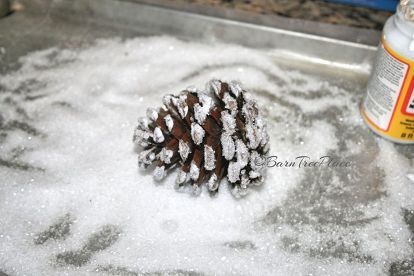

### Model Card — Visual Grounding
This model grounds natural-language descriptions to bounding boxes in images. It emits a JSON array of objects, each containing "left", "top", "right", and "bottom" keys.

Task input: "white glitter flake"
[
  {"left": 231, "top": 185, "right": 248, "bottom": 198},
  {"left": 204, "top": 145, "right": 216, "bottom": 170},
  {"left": 137, "top": 117, "right": 149, "bottom": 130},
  {"left": 153, "top": 127, "right": 165, "bottom": 143},
  {"left": 229, "top": 81, "right": 243, "bottom": 97},
  {"left": 192, "top": 184, "right": 202, "bottom": 196},
  {"left": 227, "top": 161, "right": 241, "bottom": 183},
  {"left": 223, "top": 92, "right": 238, "bottom": 113},
  {"left": 139, "top": 140, "right": 149, "bottom": 147},
  {"left": 194, "top": 104, "right": 206, "bottom": 125},
  {"left": 178, "top": 139, "right": 191, "bottom": 161},
  {"left": 194, "top": 93, "right": 213, "bottom": 124},
  {"left": 249, "top": 170, "right": 261, "bottom": 179},
  {"left": 221, "top": 111, "right": 236, "bottom": 135},
  {"left": 251, "top": 175, "right": 264, "bottom": 186},
  {"left": 189, "top": 161, "right": 200, "bottom": 180},
  {"left": 159, "top": 148, "right": 174, "bottom": 164},
  {"left": 221, "top": 132, "right": 235, "bottom": 160},
  {"left": 242, "top": 100, "right": 258, "bottom": 123},
  {"left": 235, "top": 139, "right": 249, "bottom": 168},
  {"left": 138, "top": 149, "right": 155, "bottom": 167},
  {"left": 173, "top": 94, "right": 188, "bottom": 118},
  {"left": 208, "top": 79, "right": 221, "bottom": 97},
  {"left": 250, "top": 151, "right": 265, "bottom": 171},
  {"left": 241, "top": 171, "right": 250, "bottom": 189},
  {"left": 245, "top": 124, "right": 261, "bottom": 150},
  {"left": 146, "top": 108, "right": 158, "bottom": 121},
  {"left": 133, "top": 128, "right": 151, "bottom": 144},
  {"left": 260, "top": 124, "right": 270, "bottom": 147},
  {"left": 199, "top": 93, "right": 214, "bottom": 108},
  {"left": 153, "top": 166, "right": 166, "bottom": 181},
  {"left": 208, "top": 174, "right": 218, "bottom": 191},
  {"left": 162, "top": 94, "right": 173, "bottom": 106},
  {"left": 176, "top": 169, "right": 188, "bottom": 184},
  {"left": 186, "top": 85, "right": 198, "bottom": 93},
  {"left": 191, "top": 122, "right": 205, "bottom": 145},
  {"left": 240, "top": 99, "right": 264, "bottom": 149},
  {"left": 164, "top": 114, "right": 174, "bottom": 132}
]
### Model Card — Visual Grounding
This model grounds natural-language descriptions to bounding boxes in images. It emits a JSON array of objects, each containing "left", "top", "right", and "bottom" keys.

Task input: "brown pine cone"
[{"left": 133, "top": 80, "right": 269, "bottom": 197}]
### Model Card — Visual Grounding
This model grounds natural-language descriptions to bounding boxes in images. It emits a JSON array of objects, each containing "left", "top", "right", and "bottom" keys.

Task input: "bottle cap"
[{"left": 401, "top": 0, "right": 414, "bottom": 21}]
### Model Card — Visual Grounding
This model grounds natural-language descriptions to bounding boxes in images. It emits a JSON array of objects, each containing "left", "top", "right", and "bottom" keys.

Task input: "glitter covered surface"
[{"left": 0, "top": 36, "right": 413, "bottom": 275}]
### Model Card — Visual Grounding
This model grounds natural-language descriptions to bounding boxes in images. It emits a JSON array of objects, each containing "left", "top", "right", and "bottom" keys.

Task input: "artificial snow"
[
  {"left": 235, "top": 139, "right": 249, "bottom": 168},
  {"left": 194, "top": 93, "right": 213, "bottom": 125},
  {"left": 146, "top": 108, "right": 158, "bottom": 122},
  {"left": 220, "top": 132, "right": 235, "bottom": 161},
  {"left": 229, "top": 81, "right": 242, "bottom": 98},
  {"left": 153, "top": 165, "right": 166, "bottom": 181},
  {"left": 0, "top": 36, "right": 413, "bottom": 276},
  {"left": 159, "top": 148, "right": 173, "bottom": 164},
  {"left": 203, "top": 145, "right": 216, "bottom": 171},
  {"left": 153, "top": 127, "right": 165, "bottom": 143},
  {"left": 176, "top": 169, "right": 187, "bottom": 185},
  {"left": 208, "top": 174, "right": 219, "bottom": 191},
  {"left": 207, "top": 79, "right": 221, "bottom": 97},
  {"left": 174, "top": 94, "right": 188, "bottom": 119},
  {"left": 227, "top": 161, "right": 241, "bottom": 183},
  {"left": 190, "top": 122, "right": 205, "bottom": 145},
  {"left": 221, "top": 111, "right": 237, "bottom": 135},
  {"left": 164, "top": 115, "right": 174, "bottom": 132},
  {"left": 178, "top": 139, "right": 191, "bottom": 162},
  {"left": 189, "top": 161, "right": 200, "bottom": 181},
  {"left": 222, "top": 92, "right": 238, "bottom": 113}
]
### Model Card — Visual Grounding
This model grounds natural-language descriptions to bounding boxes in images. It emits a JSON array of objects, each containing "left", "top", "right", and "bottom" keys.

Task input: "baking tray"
[
  {"left": 1, "top": 0, "right": 380, "bottom": 73},
  {"left": 0, "top": 1, "right": 413, "bottom": 275}
]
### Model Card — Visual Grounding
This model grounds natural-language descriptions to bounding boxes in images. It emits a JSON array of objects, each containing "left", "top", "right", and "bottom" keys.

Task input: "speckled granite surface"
[{"left": 160, "top": 0, "right": 392, "bottom": 30}]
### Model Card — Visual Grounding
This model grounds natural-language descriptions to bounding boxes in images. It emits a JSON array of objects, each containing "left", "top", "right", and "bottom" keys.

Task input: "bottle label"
[{"left": 362, "top": 38, "right": 414, "bottom": 142}]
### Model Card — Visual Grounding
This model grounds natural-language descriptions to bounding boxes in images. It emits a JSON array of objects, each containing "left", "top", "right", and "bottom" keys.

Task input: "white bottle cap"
[{"left": 400, "top": 0, "right": 414, "bottom": 21}]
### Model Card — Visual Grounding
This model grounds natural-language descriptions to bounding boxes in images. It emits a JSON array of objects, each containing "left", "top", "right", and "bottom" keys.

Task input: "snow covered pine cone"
[{"left": 133, "top": 80, "right": 269, "bottom": 197}]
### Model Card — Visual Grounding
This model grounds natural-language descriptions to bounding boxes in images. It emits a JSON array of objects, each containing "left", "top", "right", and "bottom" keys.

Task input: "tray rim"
[{"left": 7, "top": 0, "right": 379, "bottom": 75}]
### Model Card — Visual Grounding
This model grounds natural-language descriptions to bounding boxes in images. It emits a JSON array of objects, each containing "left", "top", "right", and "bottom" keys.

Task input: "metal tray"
[
  {"left": 1, "top": 0, "right": 379, "bottom": 73},
  {"left": 0, "top": 1, "right": 413, "bottom": 275}
]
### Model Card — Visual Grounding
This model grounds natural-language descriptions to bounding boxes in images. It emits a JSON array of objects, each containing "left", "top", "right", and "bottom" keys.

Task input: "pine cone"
[{"left": 133, "top": 80, "right": 269, "bottom": 197}]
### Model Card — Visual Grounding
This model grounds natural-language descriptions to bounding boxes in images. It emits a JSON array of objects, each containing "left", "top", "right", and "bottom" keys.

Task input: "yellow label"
[{"left": 362, "top": 38, "right": 414, "bottom": 143}]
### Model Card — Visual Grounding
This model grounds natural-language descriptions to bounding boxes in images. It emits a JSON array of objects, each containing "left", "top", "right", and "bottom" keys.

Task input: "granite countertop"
[{"left": 150, "top": 0, "right": 392, "bottom": 30}]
